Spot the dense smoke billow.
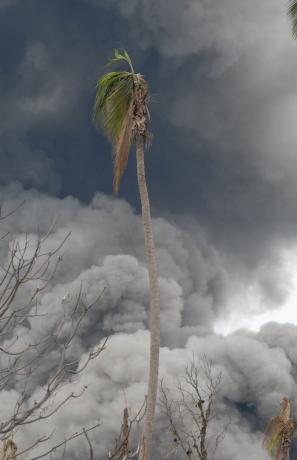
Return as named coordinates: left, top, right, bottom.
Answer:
left=0, top=186, right=295, bottom=459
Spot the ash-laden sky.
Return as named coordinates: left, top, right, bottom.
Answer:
left=1, top=0, right=297, bottom=458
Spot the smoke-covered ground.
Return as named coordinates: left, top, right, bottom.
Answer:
left=0, top=185, right=296, bottom=459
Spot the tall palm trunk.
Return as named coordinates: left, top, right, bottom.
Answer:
left=136, top=138, right=160, bottom=460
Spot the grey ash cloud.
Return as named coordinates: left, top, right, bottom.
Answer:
left=1, top=0, right=297, bottom=458
left=11, top=326, right=297, bottom=459
left=0, top=186, right=295, bottom=458
left=0, top=186, right=226, bottom=341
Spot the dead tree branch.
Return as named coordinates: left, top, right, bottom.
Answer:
left=0, top=205, right=107, bottom=458
left=160, top=356, right=228, bottom=460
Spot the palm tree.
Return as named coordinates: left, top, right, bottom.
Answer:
left=92, top=50, right=160, bottom=460
left=264, top=396, right=295, bottom=460
left=288, top=1, right=297, bottom=37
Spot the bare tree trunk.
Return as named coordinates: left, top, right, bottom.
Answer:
left=200, top=425, right=208, bottom=460
left=136, top=138, right=160, bottom=460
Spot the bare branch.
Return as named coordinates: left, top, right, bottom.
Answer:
left=0, top=207, right=107, bottom=458
left=20, top=423, right=101, bottom=460
left=160, top=357, right=227, bottom=460
left=83, top=428, right=94, bottom=460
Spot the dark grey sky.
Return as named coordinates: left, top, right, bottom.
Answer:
left=1, top=0, right=297, bottom=330
left=2, top=0, right=297, bottom=267
left=0, top=0, right=171, bottom=203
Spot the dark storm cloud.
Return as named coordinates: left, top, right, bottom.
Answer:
left=0, top=0, right=17, bottom=9
left=0, top=186, right=227, bottom=342
left=0, top=0, right=123, bottom=198
left=1, top=0, right=296, bottom=273
left=0, top=133, right=61, bottom=193
left=0, top=0, right=295, bottom=360
left=88, top=0, right=297, bottom=264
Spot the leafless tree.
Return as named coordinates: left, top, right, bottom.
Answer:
left=160, top=356, right=228, bottom=460
left=0, top=204, right=107, bottom=459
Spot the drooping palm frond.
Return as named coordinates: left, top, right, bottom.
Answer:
left=112, top=100, right=134, bottom=193
left=264, top=397, right=295, bottom=460
left=288, top=1, right=297, bottom=38
left=93, top=50, right=140, bottom=193
left=93, top=71, right=134, bottom=142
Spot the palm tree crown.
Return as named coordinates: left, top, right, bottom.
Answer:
left=93, top=49, right=150, bottom=193
left=288, top=1, right=297, bottom=38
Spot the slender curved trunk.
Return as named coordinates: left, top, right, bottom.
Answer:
left=136, top=138, right=160, bottom=460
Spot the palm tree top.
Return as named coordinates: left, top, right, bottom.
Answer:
left=93, top=49, right=150, bottom=194
left=288, top=1, right=297, bottom=38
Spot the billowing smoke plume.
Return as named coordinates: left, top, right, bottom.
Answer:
left=0, top=185, right=295, bottom=459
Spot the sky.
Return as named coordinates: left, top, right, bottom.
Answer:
left=1, top=0, right=297, bottom=458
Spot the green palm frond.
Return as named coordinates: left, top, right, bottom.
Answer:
left=93, top=70, right=135, bottom=193
left=288, top=1, right=297, bottom=38
left=107, top=49, right=135, bottom=73
left=93, top=71, right=134, bottom=141
left=93, top=49, right=143, bottom=193
left=112, top=100, right=134, bottom=194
